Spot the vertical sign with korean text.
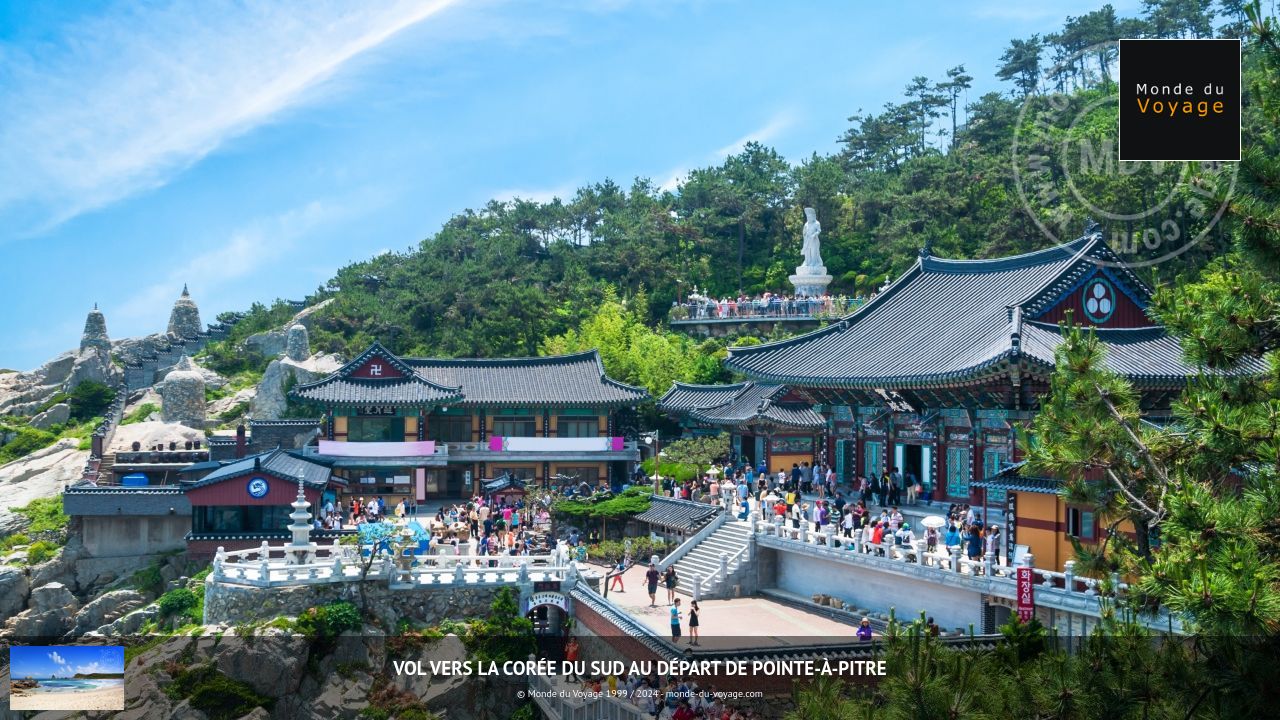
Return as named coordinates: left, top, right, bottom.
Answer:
left=1016, top=567, right=1035, bottom=622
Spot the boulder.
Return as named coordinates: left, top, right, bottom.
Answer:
left=29, top=402, right=71, bottom=429
left=30, top=582, right=78, bottom=613
left=6, top=605, right=75, bottom=638
left=213, top=634, right=310, bottom=698
left=243, top=330, right=287, bottom=359
left=110, top=421, right=204, bottom=454
left=0, top=438, right=86, bottom=536
left=250, top=353, right=342, bottom=420
left=0, top=565, right=30, bottom=622
left=74, top=589, right=147, bottom=636
left=66, top=346, right=122, bottom=388
left=96, top=605, right=158, bottom=637
left=208, top=387, right=256, bottom=419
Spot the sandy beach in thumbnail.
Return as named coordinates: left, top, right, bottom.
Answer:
left=9, top=682, right=126, bottom=711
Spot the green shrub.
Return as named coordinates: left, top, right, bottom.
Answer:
left=0, top=533, right=30, bottom=551
left=10, top=497, right=67, bottom=533
left=121, top=403, right=159, bottom=425
left=129, top=563, right=166, bottom=596
left=0, top=426, right=58, bottom=464
left=589, top=536, right=669, bottom=563
left=66, top=380, right=116, bottom=421
left=167, top=664, right=272, bottom=720
left=157, top=588, right=198, bottom=617
left=24, top=540, right=58, bottom=565
left=295, top=601, right=361, bottom=639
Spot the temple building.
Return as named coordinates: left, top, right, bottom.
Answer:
left=287, top=342, right=649, bottom=503
left=724, top=232, right=1248, bottom=569
left=181, top=449, right=344, bottom=557
left=658, top=381, right=826, bottom=472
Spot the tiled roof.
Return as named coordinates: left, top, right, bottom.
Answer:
left=634, top=496, right=721, bottom=529
left=292, top=342, right=649, bottom=408
left=687, top=383, right=826, bottom=430
left=405, top=350, right=649, bottom=408
left=63, top=486, right=191, bottom=516
left=292, top=377, right=461, bottom=405
left=661, top=381, right=825, bottom=430
left=1019, top=322, right=1267, bottom=381
left=658, top=382, right=749, bottom=412
left=724, top=235, right=1221, bottom=389
left=971, top=460, right=1061, bottom=495
left=291, top=342, right=463, bottom=406
left=183, top=449, right=335, bottom=490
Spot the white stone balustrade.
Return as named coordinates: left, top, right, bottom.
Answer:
left=210, top=541, right=580, bottom=589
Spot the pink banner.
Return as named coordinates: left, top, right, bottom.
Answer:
left=317, top=439, right=436, bottom=457
left=485, top=437, right=626, bottom=452
left=489, top=436, right=504, bottom=451
left=1016, top=567, right=1035, bottom=622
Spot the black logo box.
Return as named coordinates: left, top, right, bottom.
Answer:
left=1119, top=38, right=1240, bottom=162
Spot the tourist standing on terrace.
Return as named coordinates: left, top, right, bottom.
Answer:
left=663, top=566, right=679, bottom=604
left=688, top=600, right=700, bottom=645
left=670, top=599, right=682, bottom=642
left=646, top=562, right=660, bottom=607
left=857, top=617, right=873, bottom=641
left=966, top=524, right=983, bottom=561
left=985, top=525, right=1002, bottom=565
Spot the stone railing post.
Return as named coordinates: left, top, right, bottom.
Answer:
left=914, top=539, right=928, bottom=566
left=982, top=551, right=994, bottom=577
left=454, top=562, right=466, bottom=584
left=259, top=540, right=271, bottom=561
left=950, top=546, right=963, bottom=574
left=1110, top=572, right=1122, bottom=598
left=1063, top=560, right=1076, bottom=593
left=823, top=524, right=836, bottom=548
left=258, top=555, right=270, bottom=586
left=519, top=561, right=529, bottom=583
left=331, top=553, right=343, bottom=580
left=719, top=553, right=729, bottom=580
left=691, top=574, right=702, bottom=602
left=799, top=524, right=808, bottom=543
left=773, top=515, right=783, bottom=536
left=213, top=547, right=226, bottom=580
left=751, top=515, right=759, bottom=533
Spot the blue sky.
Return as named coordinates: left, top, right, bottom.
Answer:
left=10, top=645, right=124, bottom=678
left=0, top=0, right=1137, bottom=371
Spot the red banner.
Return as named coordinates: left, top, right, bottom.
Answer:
left=1016, top=567, right=1035, bottom=622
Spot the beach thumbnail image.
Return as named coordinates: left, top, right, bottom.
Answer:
left=8, top=645, right=125, bottom=711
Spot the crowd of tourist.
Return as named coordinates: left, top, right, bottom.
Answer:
left=671, top=292, right=866, bottom=320
left=658, top=460, right=1006, bottom=571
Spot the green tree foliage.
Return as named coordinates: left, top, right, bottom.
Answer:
left=552, top=486, right=652, bottom=521
left=461, top=587, right=536, bottom=665
left=658, top=434, right=730, bottom=478
left=788, top=616, right=1275, bottom=718
left=66, top=379, right=115, bottom=421
left=540, top=290, right=726, bottom=396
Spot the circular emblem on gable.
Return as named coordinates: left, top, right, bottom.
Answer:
left=1082, top=277, right=1115, bottom=324
left=246, top=476, right=270, bottom=499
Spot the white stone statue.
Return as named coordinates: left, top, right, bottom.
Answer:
left=801, top=207, right=823, bottom=268
left=790, top=207, right=832, bottom=298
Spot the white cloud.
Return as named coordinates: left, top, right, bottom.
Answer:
left=657, top=109, right=796, bottom=192
left=0, top=0, right=461, bottom=234
left=114, top=198, right=361, bottom=328
left=49, top=651, right=66, bottom=666
left=74, top=661, right=112, bottom=675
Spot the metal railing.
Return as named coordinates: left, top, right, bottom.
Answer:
left=527, top=673, right=649, bottom=720
left=669, top=296, right=866, bottom=322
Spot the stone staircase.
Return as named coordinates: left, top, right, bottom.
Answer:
left=97, top=453, right=116, bottom=480
left=671, top=521, right=753, bottom=599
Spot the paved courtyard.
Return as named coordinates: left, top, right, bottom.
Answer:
left=600, top=565, right=868, bottom=651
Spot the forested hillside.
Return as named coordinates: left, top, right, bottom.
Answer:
left=206, top=1, right=1266, bottom=394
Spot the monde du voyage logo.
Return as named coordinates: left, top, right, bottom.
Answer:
left=1119, top=38, right=1241, bottom=161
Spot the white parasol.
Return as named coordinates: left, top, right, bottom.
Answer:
left=921, top=515, right=947, bottom=529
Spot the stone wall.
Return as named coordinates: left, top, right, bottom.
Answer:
left=81, top=516, right=189, bottom=558
left=204, top=580, right=510, bottom=628
left=767, top=547, right=986, bottom=632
